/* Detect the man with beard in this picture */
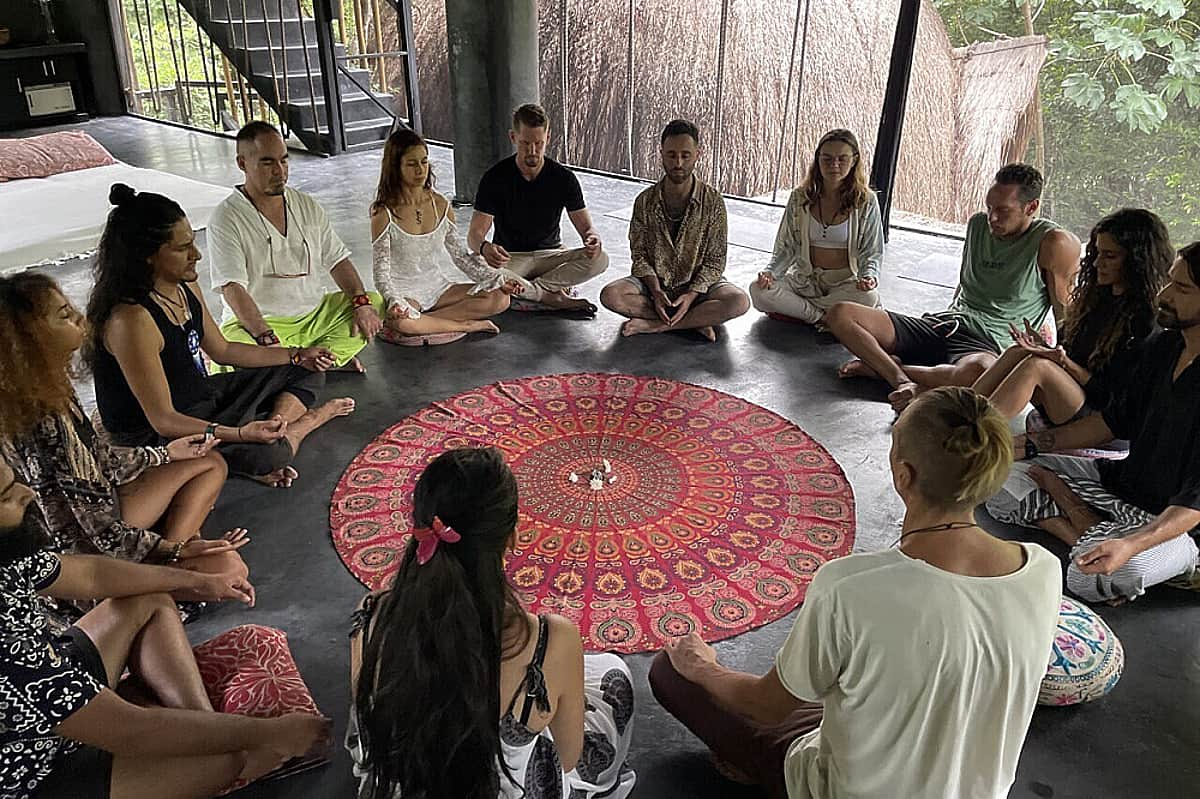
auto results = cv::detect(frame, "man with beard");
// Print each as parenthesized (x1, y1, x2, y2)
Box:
(827, 163, 1081, 411)
(599, 119, 749, 340)
(208, 121, 384, 373)
(0, 460, 329, 798)
(467, 103, 607, 315)
(986, 242, 1200, 604)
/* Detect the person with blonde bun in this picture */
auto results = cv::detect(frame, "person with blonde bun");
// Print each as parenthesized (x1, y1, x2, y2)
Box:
(651, 386, 1060, 799)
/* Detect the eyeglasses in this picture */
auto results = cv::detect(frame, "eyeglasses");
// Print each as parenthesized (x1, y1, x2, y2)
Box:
(250, 193, 312, 279)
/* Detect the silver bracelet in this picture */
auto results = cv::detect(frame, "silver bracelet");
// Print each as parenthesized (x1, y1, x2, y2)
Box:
(153, 445, 171, 466)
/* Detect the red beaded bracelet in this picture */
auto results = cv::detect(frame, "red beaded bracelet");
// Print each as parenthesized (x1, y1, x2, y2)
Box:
(352, 293, 372, 308)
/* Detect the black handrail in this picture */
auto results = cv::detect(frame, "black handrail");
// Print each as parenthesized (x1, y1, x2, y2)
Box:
(335, 61, 397, 122)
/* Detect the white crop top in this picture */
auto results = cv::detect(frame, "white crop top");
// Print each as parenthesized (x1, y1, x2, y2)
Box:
(809, 215, 850, 250)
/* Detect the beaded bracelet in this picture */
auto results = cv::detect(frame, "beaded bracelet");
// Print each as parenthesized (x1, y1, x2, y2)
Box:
(289, 347, 303, 366)
(255, 329, 280, 346)
(351, 293, 373, 309)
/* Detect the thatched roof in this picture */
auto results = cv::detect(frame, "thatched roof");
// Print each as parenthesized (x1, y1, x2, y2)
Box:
(950, 35, 1048, 220)
(405, 0, 1043, 224)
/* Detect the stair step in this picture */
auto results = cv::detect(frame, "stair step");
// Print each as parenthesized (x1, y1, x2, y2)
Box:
(283, 93, 395, 126)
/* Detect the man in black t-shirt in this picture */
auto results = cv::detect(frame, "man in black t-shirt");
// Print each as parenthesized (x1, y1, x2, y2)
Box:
(987, 242, 1200, 605)
(467, 103, 608, 315)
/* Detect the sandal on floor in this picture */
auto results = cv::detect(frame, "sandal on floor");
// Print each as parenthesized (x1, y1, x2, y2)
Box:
(379, 328, 467, 346)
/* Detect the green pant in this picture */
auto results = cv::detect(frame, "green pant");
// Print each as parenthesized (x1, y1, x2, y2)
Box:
(218, 291, 385, 369)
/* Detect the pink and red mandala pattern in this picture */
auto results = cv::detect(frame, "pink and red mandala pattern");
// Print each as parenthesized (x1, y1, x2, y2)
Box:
(330, 373, 855, 654)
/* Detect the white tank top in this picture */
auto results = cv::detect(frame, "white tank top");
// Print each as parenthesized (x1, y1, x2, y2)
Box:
(809, 215, 850, 249)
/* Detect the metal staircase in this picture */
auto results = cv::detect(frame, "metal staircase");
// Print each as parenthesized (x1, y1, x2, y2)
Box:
(175, 0, 417, 154)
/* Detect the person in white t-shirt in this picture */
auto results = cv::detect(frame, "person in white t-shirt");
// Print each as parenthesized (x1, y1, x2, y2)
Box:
(208, 121, 385, 373)
(649, 386, 1062, 799)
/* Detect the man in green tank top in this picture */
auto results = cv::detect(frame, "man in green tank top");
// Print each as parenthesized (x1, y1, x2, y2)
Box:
(827, 164, 1080, 411)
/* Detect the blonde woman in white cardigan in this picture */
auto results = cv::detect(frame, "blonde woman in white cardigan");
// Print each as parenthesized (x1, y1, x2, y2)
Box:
(751, 129, 884, 328)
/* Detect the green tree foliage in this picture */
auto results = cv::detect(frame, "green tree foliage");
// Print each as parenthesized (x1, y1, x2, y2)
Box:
(933, 0, 1200, 242)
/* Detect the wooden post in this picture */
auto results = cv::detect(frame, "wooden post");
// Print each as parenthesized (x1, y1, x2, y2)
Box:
(222, 56, 240, 124)
(1022, 0, 1046, 171)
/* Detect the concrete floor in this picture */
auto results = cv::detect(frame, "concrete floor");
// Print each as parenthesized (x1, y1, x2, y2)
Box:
(6, 117, 1198, 798)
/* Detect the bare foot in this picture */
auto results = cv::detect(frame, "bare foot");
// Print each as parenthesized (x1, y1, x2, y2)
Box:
(539, 291, 598, 315)
(698, 326, 717, 342)
(887, 381, 921, 412)
(621, 318, 666, 337)
(1028, 465, 1103, 534)
(247, 465, 299, 488)
(311, 397, 356, 423)
(468, 320, 500, 334)
(837, 358, 879, 379)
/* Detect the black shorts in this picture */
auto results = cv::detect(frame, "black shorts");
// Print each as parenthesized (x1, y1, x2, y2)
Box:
(887, 311, 1000, 366)
(35, 628, 113, 799)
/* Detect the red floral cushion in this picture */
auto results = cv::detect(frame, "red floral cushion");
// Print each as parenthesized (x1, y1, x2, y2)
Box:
(0, 131, 115, 181)
(191, 624, 328, 794)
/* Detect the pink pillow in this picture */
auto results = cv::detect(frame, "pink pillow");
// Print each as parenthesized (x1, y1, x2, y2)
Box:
(0, 131, 115, 181)
(191, 624, 329, 793)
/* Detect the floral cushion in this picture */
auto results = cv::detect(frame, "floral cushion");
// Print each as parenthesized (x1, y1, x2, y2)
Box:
(191, 624, 329, 793)
(0, 131, 115, 182)
(1039, 597, 1124, 706)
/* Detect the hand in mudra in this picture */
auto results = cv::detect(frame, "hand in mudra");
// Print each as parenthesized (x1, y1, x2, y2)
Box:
(1010, 319, 1064, 364)
(240, 418, 288, 443)
(177, 529, 251, 562)
(352, 305, 383, 342)
(297, 346, 336, 371)
(166, 434, 220, 462)
(756, 272, 775, 290)
(501, 279, 526, 296)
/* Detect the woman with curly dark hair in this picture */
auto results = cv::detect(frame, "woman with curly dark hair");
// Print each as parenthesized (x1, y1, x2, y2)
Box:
(0, 271, 252, 627)
(349, 447, 636, 799)
(971, 207, 1172, 423)
(87, 183, 353, 487)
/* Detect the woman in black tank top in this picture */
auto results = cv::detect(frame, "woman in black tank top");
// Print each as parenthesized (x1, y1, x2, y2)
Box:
(970, 208, 1172, 425)
(86, 184, 339, 484)
(349, 448, 636, 799)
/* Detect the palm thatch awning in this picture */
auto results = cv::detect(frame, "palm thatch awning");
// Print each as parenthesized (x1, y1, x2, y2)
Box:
(951, 35, 1048, 221)
(407, 1, 1046, 225)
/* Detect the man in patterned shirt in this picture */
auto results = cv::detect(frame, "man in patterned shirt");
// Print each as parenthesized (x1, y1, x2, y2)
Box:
(599, 119, 749, 341)
(0, 460, 328, 799)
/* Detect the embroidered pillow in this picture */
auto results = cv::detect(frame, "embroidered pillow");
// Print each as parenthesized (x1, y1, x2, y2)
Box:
(1039, 597, 1124, 706)
(191, 624, 329, 793)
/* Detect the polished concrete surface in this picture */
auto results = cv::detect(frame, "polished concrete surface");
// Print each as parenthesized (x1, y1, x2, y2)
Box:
(6, 117, 1197, 798)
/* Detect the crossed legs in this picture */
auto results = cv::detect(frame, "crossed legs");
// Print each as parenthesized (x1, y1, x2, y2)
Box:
(600, 279, 750, 341)
(71, 594, 246, 798)
(825, 303, 996, 409)
(384, 284, 508, 337)
(971, 346, 1087, 422)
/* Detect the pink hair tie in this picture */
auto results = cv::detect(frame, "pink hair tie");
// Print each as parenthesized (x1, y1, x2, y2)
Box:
(412, 516, 461, 565)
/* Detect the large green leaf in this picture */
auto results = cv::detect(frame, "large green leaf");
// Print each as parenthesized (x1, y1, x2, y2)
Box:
(1110, 84, 1169, 132)
(1062, 72, 1108, 110)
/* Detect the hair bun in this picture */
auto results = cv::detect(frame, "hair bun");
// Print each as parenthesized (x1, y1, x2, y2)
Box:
(109, 183, 137, 207)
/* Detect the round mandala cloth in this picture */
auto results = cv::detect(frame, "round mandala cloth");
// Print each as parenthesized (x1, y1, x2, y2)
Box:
(330, 373, 856, 653)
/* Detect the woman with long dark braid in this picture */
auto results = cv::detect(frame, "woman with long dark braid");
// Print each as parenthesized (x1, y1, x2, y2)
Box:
(349, 448, 636, 799)
(971, 207, 1172, 423)
(87, 183, 353, 487)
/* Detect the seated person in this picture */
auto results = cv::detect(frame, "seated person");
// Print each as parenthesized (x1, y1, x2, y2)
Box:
(208, 121, 384, 372)
(827, 163, 1080, 411)
(599, 119, 749, 341)
(0, 272, 249, 627)
(370, 128, 517, 345)
(751, 129, 883, 327)
(468, 103, 608, 315)
(89, 184, 353, 489)
(651, 386, 1060, 799)
(987, 243, 1200, 604)
(0, 459, 329, 799)
(972, 208, 1170, 423)
(349, 448, 635, 799)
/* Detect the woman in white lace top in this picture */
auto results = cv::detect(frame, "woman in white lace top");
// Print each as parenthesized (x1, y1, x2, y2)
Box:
(370, 130, 520, 344)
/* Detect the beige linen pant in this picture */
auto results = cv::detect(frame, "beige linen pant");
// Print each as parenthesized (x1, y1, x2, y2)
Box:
(500, 247, 609, 302)
(749, 266, 879, 324)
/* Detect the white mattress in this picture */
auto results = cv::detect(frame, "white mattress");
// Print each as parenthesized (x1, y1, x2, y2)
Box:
(0, 162, 233, 273)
